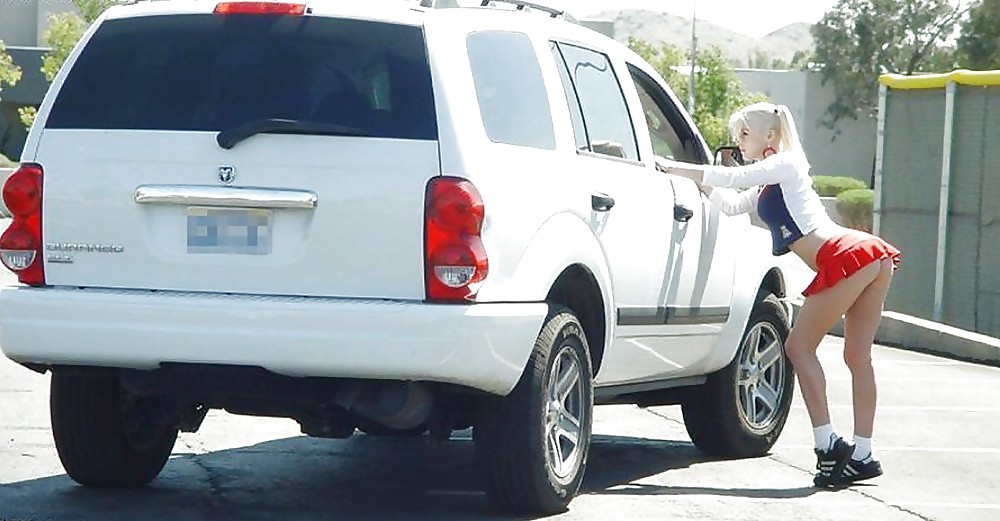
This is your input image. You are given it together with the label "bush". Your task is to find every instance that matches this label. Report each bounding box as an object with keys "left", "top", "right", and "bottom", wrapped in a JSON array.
[
  {"left": 836, "top": 188, "right": 874, "bottom": 233},
  {"left": 0, "top": 153, "right": 16, "bottom": 168},
  {"left": 812, "top": 175, "right": 867, "bottom": 197}
]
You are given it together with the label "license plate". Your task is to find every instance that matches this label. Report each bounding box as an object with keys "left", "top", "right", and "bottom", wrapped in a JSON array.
[{"left": 186, "top": 207, "right": 272, "bottom": 255}]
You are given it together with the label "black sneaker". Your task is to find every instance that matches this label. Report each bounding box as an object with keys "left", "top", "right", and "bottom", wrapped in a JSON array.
[
  {"left": 837, "top": 456, "right": 884, "bottom": 485},
  {"left": 813, "top": 437, "right": 854, "bottom": 488}
]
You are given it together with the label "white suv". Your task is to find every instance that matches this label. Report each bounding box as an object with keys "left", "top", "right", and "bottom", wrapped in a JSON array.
[{"left": 0, "top": 0, "right": 795, "bottom": 515}]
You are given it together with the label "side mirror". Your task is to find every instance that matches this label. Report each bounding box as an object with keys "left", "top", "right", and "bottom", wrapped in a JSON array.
[
  {"left": 714, "top": 146, "right": 744, "bottom": 167},
  {"left": 592, "top": 140, "right": 626, "bottom": 159}
]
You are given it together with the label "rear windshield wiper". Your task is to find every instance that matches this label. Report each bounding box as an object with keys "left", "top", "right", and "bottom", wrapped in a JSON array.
[{"left": 217, "top": 118, "right": 370, "bottom": 149}]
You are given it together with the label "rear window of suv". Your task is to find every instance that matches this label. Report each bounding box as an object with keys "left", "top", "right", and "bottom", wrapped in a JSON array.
[{"left": 45, "top": 15, "right": 437, "bottom": 140}]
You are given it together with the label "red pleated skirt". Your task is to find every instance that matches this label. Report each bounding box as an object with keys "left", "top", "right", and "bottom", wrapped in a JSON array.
[{"left": 802, "top": 233, "right": 901, "bottom": 297}]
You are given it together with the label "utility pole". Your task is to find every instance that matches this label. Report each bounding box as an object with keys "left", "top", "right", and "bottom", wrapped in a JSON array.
[{"left": 688, "top": 3, "right": 697, "bottom": 116}]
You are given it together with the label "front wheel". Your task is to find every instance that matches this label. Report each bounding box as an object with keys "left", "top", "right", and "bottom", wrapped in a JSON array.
[
  {"left": 682, "top": 293, "right": 794, "bottom": 457},
  {"left": 474, "top": 308, "right": 594, "bottom": 515}
]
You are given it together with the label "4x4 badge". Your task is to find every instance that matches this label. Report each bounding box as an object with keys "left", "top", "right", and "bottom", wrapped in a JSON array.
[{"left": 218, "top": 166, "right": 236, "bottom": 185}]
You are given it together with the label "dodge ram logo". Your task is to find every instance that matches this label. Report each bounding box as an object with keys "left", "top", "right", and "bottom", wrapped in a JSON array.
[{"left": 218, "top": 166, "right": 236, "bottom": 185}]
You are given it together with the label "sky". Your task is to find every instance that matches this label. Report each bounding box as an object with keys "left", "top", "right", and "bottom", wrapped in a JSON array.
[{"left": 554, "top": 0, "right": 839, "bottom": 38}]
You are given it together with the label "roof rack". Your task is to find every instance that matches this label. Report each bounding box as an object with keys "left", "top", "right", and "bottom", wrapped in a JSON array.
[
  {"left": 418, "top": 0, "right": 575, "bottom": 21},
  {"left": 479, "top": 0, "right": 563, "bottom": 18}
]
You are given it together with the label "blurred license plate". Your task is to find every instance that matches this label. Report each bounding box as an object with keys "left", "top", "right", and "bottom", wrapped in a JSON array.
[{"left": 187, "top": 207, "right": 272, "bottom": 255}]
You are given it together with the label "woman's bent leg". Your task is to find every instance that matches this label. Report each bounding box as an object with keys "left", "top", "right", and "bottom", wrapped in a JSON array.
[{"left": 787, "top": 261, "right": 882, "bottom": 428}]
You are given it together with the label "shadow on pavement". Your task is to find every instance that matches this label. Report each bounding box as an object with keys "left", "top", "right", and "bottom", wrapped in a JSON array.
[{"left": 0, "top": 432, "right": 812, "bottom": 520}]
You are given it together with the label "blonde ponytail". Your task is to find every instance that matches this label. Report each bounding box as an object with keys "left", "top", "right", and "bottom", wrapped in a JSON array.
[{"left": 775, "top": 104, "right": 804, "bottom": 156}]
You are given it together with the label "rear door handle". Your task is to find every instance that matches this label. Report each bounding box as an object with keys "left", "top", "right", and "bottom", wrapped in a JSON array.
[
  {"left": 592, "top": 193, "right": 615, "bottom": 212},
  {"left": 674, "top": 204, "right": 694, "bottom": 223}
]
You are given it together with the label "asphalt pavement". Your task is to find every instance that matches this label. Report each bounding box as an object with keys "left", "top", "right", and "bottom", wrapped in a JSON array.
[{"left": 2, "top": 334, "right": 998, "bottom": 521}]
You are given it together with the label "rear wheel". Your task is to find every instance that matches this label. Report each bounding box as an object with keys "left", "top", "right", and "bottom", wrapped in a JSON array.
[
  {"left": 474, "top": 308, "right": 594, "bottom": 515},
  {"left": 51, "top": 372, "right": 178, "bottom": 488},
  {"left": 682, "top": 294, "right": 793, "bottom": 457}
]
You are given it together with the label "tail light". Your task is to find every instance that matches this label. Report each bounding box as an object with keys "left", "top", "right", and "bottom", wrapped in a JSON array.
[
  {"left": 424, "top": 177, "right": 488, "bottom": 302},
  {"left": 214, "top": 2, "right": 307, "bottom": 15},
  {"left": 0, "top": 164, "right": 45, "bottom": 286}
]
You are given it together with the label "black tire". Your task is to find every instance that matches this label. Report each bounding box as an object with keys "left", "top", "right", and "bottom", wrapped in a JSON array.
[
  {"left": 474, "top": 308, "right": 594, "bottom": 516},
  {"left": 682, "top": 293, "right": 794, "bottom": 458},
  {"left": 51, "top": 372, "right": 178, "bottom": 488}
]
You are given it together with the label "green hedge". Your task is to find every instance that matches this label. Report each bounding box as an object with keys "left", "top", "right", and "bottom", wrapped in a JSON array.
[
  {"left": 812, "top": 175, "right": 867, "bottom": 197},
  {"left": 0, "top": 153, "right": 15, "bottom": 168},
  {"left": 836, "top": 188, "right": 874, "bottom": 233}
]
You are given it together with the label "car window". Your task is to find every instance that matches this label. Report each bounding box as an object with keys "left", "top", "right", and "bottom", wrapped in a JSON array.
[
  {"left": 555, "top": 43, "right": 639, "bottom": 161},
  {"left": 549, "top": 42, "right": 590, "bottom": 152},
  {"left": 46, "top": 15, "right": 437, "bottom": 140},
  {"left": 468, "top": 31, "right": 556, "bottom": 150},
  {"left": 628, "top": 65, "right": 707, "bottom": 164}
]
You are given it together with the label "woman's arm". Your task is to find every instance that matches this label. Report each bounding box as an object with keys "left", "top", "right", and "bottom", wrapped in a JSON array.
[
  {"left": 652, "top": 157, "right": 757, "bottom": 216},
  {"left": 656, "top": 155, "right": 798, "bottom": 189},
  {"left": 704, "top": 186, "right": 758, "bottom": 216}
]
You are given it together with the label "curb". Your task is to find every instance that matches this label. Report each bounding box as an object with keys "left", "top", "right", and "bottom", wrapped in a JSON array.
[{"left": 790, "top": 300, "right": 1000, "bottom": 367}]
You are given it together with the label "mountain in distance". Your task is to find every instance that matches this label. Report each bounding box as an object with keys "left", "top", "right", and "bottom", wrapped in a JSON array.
[{"left": 589, "top": 9, "right": 814, "bottom": 68}]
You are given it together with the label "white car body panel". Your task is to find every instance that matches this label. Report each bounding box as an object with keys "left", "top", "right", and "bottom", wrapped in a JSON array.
[
  {"left": 0, "top": 286, "right": 547, "bottom": 396},
  {"left": 2, "top": 1, "right": 789, "bottom": 397},
  {"left": 36, "top": 132, "right": 438, "bottom": 299}
]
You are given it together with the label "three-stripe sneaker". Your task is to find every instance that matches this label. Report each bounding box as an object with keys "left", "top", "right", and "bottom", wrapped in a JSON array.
[
  {"left": 838, "top": 456, "right": 884, "bottom": 485},
  {"left": 813, "top": 437, "right": 854, "bottom": 488}
]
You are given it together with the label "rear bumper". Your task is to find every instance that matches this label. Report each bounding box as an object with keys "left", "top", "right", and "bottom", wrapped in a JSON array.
[{"left": 0, "top": 286, "right": 547, "bottom": 395}]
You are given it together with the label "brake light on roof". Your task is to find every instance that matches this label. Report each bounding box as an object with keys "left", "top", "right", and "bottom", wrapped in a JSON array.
[
  {"left": 0, "top": 164, "right": 45, "bottom": 286},
  {"left": 214, "top": 2, "right": 307, "bottom": 15}
]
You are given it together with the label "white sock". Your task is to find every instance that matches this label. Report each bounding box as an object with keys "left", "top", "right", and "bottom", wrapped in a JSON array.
[
  {"left": 852, "top": 436, "right": 873, "bottom": 461},
  {"left": 812, "top": 424, "right": 837, "bottom": 451}
]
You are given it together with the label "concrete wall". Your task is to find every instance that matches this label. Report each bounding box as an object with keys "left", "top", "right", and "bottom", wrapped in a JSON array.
[
  {"left": 735, "top": 69, "right": 809, "bottom": 137},
  {"left": 0, "top": 0, "right": 39, "bottom": 47},
  {"left": 735, "top": 69, "right": 878, "bottom": 183},
  {"left": 803, "top": 73, "right": 878, "bottom": 183},
  {"left": 0, "top": 0, "right": 76, "bottom": 47}
]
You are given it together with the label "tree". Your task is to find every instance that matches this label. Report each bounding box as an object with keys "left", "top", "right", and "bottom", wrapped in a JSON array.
[
  {"left": 789, "top": 50, "right": 815, "bottom": 70},
  {"left": 812, "top": 0, "right": 971, "bottom": 127},
  {"left": 19, "top": 0, "right": 123, "bottom": 128},
  {"left": 1, "top": 40, "right": 23, "bottom": 158},
  {"left": 630, "top": 38, "right": 768, "bottom": 150},
  {"left": 957, "top": 0, "right": 1000, "bottom": 69},
  {"left": 0, "top": 40, "right": 21, "bottom": 103},
  {"left": 749, "top": 49, "right": 770, "bottom": 69}
]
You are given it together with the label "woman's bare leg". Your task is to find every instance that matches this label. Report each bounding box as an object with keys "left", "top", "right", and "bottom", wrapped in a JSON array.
[
  {"left": 786, "top": 261, "right": 882, "bottom": 428},
  {"left": 842, "top": 259, "right": 894, "bottom": 439}
]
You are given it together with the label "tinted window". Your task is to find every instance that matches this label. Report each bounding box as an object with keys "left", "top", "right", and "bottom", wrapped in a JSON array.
[
  {"left": 549, "top": 42, "right": 589, "bottom": 151},
  {"left": 468, "top": 31, "right": 555, "bottom": 150},
  {"left": 47, "top": 15, "right": 437, "bottom": 140},
  {"left": 630, "top": 66, "right": 705, "bottom": 163},
  {"left": 556, "top": 44, "right": 638, "bottom": 161}
]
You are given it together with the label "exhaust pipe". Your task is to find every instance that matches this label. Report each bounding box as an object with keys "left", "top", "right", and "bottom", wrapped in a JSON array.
[{"left": 336, "top": 381, "right": 433, "bottom": 430}]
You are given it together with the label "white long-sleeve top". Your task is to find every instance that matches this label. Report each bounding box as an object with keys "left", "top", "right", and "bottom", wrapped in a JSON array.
[{"left": 701, "top": 152, "right": 836, "bottom": 255}]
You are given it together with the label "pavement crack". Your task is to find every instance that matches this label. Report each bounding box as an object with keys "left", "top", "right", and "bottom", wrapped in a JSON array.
[
  {"left": 644, "top": 407, "right": 686, "bottom": 426},
  {"left": 644, "top": 407, "right": 934, "bottom": 520},
  {"left": 178, "top": 437, "right": 225, "bottom": 512},
  {"left": 769, "top": 453, "right": 933, "bottom": 520}
]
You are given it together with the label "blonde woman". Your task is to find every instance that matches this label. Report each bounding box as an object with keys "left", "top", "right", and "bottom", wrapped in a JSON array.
[{"left": 658, "top": 103, "right": 900, "bottom": 488}]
